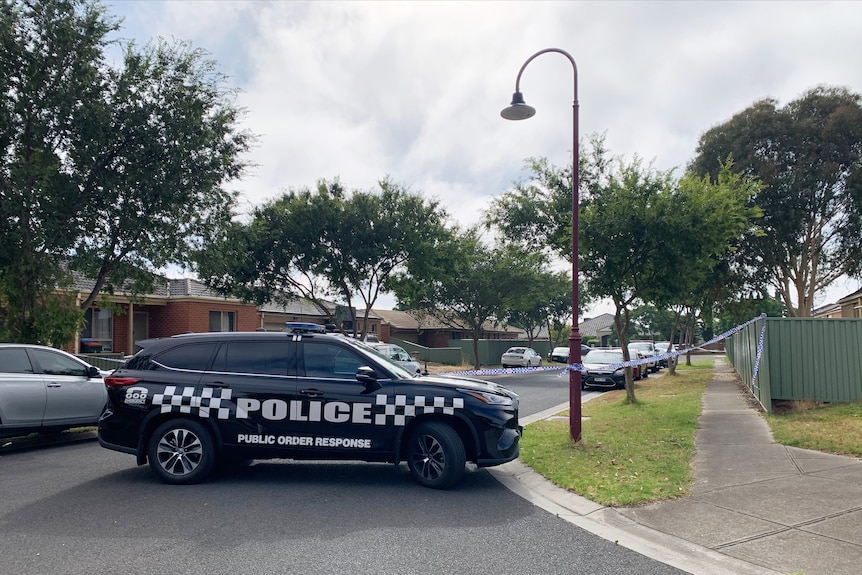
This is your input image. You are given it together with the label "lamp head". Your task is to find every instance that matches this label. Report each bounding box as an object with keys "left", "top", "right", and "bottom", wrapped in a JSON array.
[{"left": 500, "top": 91, "right": 536, "bottom": 120}]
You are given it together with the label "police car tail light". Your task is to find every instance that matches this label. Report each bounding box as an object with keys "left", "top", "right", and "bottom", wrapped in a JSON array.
[
  {"left": 462, "top": 390, "right": 513, "bottom": 406},
  {"left": 105, "top": 376, "right": 140, "bottom": 387}
]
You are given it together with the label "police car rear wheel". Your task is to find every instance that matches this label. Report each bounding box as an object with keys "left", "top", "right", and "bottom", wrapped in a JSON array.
[
  {"left": 148, "top": 419, "right": 215, "bottom": 484},
  {"left": 407, "top": 421, "right": 466, "bottom": 489}
]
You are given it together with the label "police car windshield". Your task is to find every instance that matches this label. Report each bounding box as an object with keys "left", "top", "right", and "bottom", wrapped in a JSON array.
[{"left": 343, "top": 338, "right": 418, "bottom": 379}]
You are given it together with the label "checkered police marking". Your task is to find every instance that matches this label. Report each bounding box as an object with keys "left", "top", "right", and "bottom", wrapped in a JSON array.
[
  {"left": 152, "top": 386, "right": 233, "bottom": 419},
  {"left": 375, "top": 394, "right": 464, "bottom": 426},
  {"left": 148, "top": 386, "right": 463, "bottom": 427}
]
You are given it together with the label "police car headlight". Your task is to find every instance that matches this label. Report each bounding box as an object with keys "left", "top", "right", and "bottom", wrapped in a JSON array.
[{"left": 462, "top": 390, "right": 513, "bottom": 406}]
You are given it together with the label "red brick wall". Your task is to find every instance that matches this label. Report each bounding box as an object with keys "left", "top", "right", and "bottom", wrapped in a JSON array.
[
  {"left": 153, "top": 300, "right": 258, "bottom": 334},
  {"left": 113, "top": 304, "right": 130, "bottom": 355}
]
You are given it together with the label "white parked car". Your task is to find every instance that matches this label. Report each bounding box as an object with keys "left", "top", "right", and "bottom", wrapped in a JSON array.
[
  {"left": 501, "top": 347, "right": 542, "bottom": 368},
  {"left": 369, "top": 343, "right": 422, "bottom": 375},
  {"left": 629, "top": 341, "right": 659, "bottom": 372}
]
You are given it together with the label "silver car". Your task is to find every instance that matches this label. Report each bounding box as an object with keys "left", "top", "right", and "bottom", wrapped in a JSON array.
[
  {"left": 369, "top": 343, "right": 423, "bottom": 375},
  {"left": 0, "top": 344, "right": 108, "bottom": 437},
  {"left": 501, "top": 347, "right": 542, "bottom": 368}
]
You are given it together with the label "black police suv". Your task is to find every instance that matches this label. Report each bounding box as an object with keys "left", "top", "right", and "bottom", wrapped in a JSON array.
[{"left": 98, "top": 325, "right": 521, "bottom": 489}]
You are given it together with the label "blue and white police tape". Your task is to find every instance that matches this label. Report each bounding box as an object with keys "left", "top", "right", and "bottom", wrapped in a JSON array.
[
  {"left": 439, "top": 365, "right": 568, "bottom": 377},
  {"left": 438, "top": 314, "right": 769, "bottom": 383}
]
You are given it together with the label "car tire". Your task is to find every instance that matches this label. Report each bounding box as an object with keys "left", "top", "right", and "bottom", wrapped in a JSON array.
[
  {"left": 406, "top": 421, "right": 466, "bottom": 489},
  {"left": 147, "top": 419, "right": 216, "bottom": 485}
]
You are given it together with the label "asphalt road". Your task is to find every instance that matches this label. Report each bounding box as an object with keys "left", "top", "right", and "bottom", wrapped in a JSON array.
[{"left": 0, "top": 369, "right": 686, "bottom": 575}]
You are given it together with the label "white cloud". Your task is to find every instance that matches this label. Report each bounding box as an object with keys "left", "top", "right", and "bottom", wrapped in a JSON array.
[{"left": 107, "top": 0, "right": 862, "bottom": 311}]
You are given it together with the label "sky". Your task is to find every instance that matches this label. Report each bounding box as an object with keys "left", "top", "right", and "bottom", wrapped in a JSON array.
[{"left": 104, "top": 0, "right": 862, "bottom": 316}]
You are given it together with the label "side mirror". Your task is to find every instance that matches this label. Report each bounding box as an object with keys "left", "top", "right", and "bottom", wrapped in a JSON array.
[
  {"left": 356, "top": 366, "right": 381, "bottom": 392},
  {"left": 87, "top": 366, "right": 101, "bottom": 379}
]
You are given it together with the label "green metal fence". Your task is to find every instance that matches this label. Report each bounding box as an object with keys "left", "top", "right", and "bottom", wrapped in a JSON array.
[
  {"left": 727, "top": 317, "right": 862, "bottom": 413},
  {"left": 391, "top": 339, "right": 464, "bottom": 366},
  {"left": 392, "top": 338, "right": 554, "bottom": 367}
]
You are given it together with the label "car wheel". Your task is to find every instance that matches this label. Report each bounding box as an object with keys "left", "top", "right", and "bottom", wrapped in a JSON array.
[
  {"left": 406, "top": 421, "right": 466, "bottom": 489},
  {"left": 147, "top": 419, "right": 216, "bottom": 485}
]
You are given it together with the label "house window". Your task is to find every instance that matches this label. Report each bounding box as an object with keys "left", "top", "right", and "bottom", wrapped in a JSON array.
[
  {"left": 82, "top": 308, "right": 113, "bottom": 352},
  {"left": 209, "top": 311, "right": 236, "bottom": 332}
]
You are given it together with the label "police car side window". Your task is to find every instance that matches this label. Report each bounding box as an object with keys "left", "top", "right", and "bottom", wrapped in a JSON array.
[
  {"left": 303, "top": 342, "right": 367, "bottom": 379},
  {"left": 154, "top": 343, "right": 218, "bottom": 371},
  {"left": 220, "top": 341, "right": 289, "bottom": 376}
]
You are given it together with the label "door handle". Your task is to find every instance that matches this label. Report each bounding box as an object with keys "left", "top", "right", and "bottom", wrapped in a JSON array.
[
  {"left": 47, "top": 383, "right": 62, "bottom": 388},
  {"left": 206, "top": 382, "right": 230, "bottom": 388},
  {"left": 300, "top": 388, "right": 324, "bottom": 398}
]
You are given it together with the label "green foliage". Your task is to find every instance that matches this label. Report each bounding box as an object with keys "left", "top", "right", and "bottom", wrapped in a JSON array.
[
  {"left": 490, "top": 138, "right": 760, "bottom": 400},
  {"left": 717, "top": 294, "right": 786, "bottom": 334},
  {"left": 0, "top": 0, "right": 250, "bottom": 343},
  {"left": 195, "top": 178, "right": 450, "bottom": 335},
  {"left": 690, "top": 86, "right": 862, "bottom": 316},
  {"left": 497, "top": 247, "right": 572, "bottom": 345},
  {"left": 396, "top": 228, "right": 535, "bottom": 369}
]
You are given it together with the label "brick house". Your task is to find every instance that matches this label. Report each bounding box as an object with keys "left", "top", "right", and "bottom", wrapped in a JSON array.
[
  {"left": 72, "top": 276, "right": 257, "bottom": 355},
  {"left": 371, "top": 309, "right": 526, "bottom": 348},
  {"left": 69, "top": 274, "right": 528, "bottom": 355},
  {"left": 812, "top": 286, "right": 862, "bottom": 319}
]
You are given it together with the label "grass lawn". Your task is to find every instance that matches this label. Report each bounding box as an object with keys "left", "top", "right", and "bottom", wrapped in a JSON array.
[
  {"left": 517, "top": 356, "right": 862, "bottom": 508},
  {"left": 519, "top": 360, "right": 714, "bottom": 507},
  {"left": 768, "top": 401, "right": 862, "bottom": 458}
]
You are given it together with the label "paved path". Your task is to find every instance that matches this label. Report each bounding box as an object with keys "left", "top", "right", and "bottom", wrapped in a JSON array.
[{"left": 493, "top": 359, "right": 862, "bottom": 575}]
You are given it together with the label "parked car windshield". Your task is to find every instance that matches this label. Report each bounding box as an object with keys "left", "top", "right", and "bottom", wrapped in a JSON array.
[
  {"left": 630, "top": 342, "right": 654, "bottom": 351},
  {"left": 584, "top": 350, "right": 624, "bottom": 364}
]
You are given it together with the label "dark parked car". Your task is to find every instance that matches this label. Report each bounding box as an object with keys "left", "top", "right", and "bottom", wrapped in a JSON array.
[
  {"left": 581, "top": 348, "right": 631, "bottom": 390},
  {"left": 98, "top": 326, "right": 521, "bottom": 489},
  {"left": 0, "top": 344, "right": 108, "bottom": 437},
  {"left": 548, "top": 345, "right": 593, "bottom": 364}
]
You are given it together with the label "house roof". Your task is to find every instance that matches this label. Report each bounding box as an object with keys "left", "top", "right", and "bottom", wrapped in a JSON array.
[
  {"left": 837, "top": 286, "right": 862, "bottom": 304},
  {"left": 373, "top": 309, "right": 526, "bottom": 336},
  {"left": 578, "top": 313, "right": 615, "bottom": 337}
]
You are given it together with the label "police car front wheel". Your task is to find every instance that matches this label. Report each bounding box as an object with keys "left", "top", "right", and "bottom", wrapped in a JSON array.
[
  {"left": 406, "top": 422, "right": 466, "bottom": 489},
  {"left": 148, "top": 419, "right": 216, "bottom": 484}
]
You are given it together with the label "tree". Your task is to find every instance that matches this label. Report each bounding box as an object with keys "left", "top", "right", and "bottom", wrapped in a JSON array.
[
  {"left": 195, "top": 178, "right": 451, "bottom": 336},
  {"left": 392, "top": 228, "right": 522, "bottom": 370},
  {"left": 485, "top": 134, "right": 613, "bottom": 265},
  {"left": 70, "top": 37, "right": 251, "bottom": 311},
  {"left": 498, "top": 247, "right": 572, "bottom": 346},
  {"left": 0, "top": 0, "right": 251, "bottom": 343},
  {"left": 690, "top": 86, "right": 862, "bottom": 316},
  {"left": 0, "top": 0, "right": 116, "bottom": 342}
]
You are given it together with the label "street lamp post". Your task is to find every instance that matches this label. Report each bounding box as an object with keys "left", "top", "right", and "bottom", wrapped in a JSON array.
[{"left": 501, "top": 48, "right": 582, "bottom": 442}]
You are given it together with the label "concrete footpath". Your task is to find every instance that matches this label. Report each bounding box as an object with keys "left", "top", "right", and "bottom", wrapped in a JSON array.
[{"left": 490, "top": 359, "right": 862, "bottom": 575}]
